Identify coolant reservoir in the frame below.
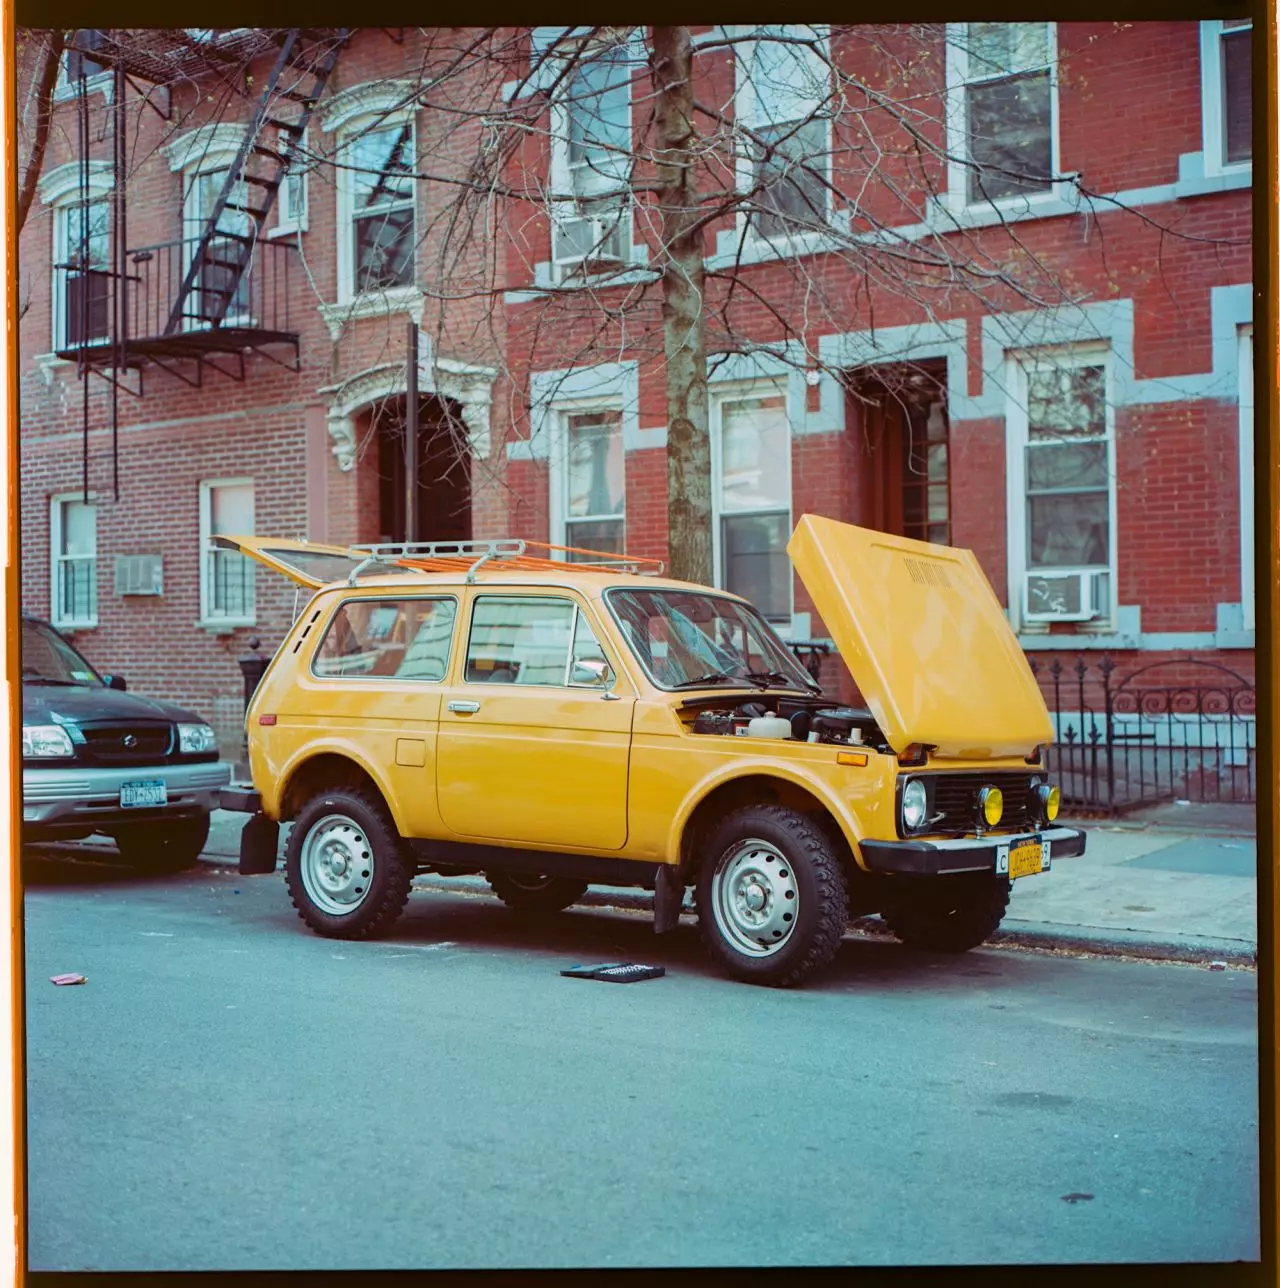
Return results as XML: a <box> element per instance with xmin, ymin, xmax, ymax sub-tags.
<box><xmin>747</xmin><ymin>715</ymin><xmax>792</xmax><ymax>740</ymax></box>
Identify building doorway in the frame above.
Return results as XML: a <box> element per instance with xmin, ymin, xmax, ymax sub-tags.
<box><xmin>848</xmin><ymin>360</ymin><xmax>952</xmax><ymax>545</ymax></box>
<box><xmin>370</xmin><ymin>394</ymin><xmax>472</xmax><ymax>544</ymax></box>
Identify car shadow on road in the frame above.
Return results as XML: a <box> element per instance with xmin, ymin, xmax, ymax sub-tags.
<box><xmin>21</xmin><ymin>845</ymin><xmax>200</xmax><ymax>889</ymax></box>
<box><xmin>385</xmin><ymin>888</ymin><xmax>1035</xmax><ymax>995</ymax></box>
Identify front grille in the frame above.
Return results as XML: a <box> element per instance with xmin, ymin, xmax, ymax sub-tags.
<box><xmin>925</xmin><ymin>771</ymin><xmax>1040</xmax><ymax>834</ymax></box>
<box><xmin>78</xmin><ymin>722</ymin><xmax>173</xmax><ymax>766</ymax></box>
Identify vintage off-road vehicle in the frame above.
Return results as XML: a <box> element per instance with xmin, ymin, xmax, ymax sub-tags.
<box><xmin>221</xmin><ymin>515</ymin><xmax>1084</xmax><ymax>987</ymax></box>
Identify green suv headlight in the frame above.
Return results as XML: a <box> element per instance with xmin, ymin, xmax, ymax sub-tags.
<box><xmin>178</xmin><ymin>723</ymin><xmax>217</xmax><ymax>754</ymax></box>
<box><xmin>22</xmin><ymin>724</ymin><xmax>74</xmax><ymax>758</ymax></box>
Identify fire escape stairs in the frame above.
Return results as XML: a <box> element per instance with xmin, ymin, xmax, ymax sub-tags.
<box><xmin>162</xmin><ymin>28</ymin><xmax>346</xmax><ymax>338</ymax></box>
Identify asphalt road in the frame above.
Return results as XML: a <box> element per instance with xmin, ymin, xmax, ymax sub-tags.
<box><xmin>21</xmin><ymin>847</ymin><xmax>1260</xmax><ymax>1272</ymax></box>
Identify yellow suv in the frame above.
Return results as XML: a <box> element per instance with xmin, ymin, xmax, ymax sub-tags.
<box><xmin>220</xmin><ymin>515</ymin><xmax>1084</xmax><ymax>987</ymax></box>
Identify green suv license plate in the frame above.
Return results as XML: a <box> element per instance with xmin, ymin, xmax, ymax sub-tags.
<box><xmin>120</xmin><ymin>780</ymin><xmax>167</xmax><ymax>809</ymax></box>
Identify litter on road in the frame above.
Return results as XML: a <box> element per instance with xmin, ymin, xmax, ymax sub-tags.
<box><xmin>50</xmin><ymin>974</ymin><xmax>86</xmax><ymax>986</ymax></box>
<box><xmin>561</xmin><ymin>963</ymin><xmax>666</xmax><ymax>983</ymax></box>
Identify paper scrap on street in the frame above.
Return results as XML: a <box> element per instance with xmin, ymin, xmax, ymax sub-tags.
<box><xmin>50</xmin><ymin>974</ymin><xmax>86</xmax><ymax>986</ymax></box>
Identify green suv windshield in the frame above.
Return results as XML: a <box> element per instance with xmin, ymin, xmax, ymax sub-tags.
<box><xmin>22</xmin><ymin>619</ymin><xmax>103</xmax><ymax>686</ymax></box>
<box><xmin>606</xmin><ymin>588</ymin><xmax>817</xmax><ymax>693</ymax></box>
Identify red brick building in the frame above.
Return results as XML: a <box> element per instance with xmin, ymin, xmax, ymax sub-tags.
<box><xmin>18</xmin><ymin>24</ymin><xmax>1254</xmax><ymax>770</ymax></box>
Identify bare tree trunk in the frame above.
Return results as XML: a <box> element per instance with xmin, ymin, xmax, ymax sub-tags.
<box><xmin>17</xmin><ymin>30</ymin><xmax>65</xmax><ymax>235</ymax></box>
<box><xmin>652</xmin><ymin>26</ymin><xmax>711</xmax><ymax>586</ymax></box>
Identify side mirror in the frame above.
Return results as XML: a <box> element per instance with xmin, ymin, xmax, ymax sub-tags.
<box><xmin>104</xmin><ymin>674</ymin><xmax>127</xmax><ymax>692</ymax></box>
<box><xmin>571</xmin><ymin>659</ymin><xmax>611</xmax><ymax>687</ymax></box>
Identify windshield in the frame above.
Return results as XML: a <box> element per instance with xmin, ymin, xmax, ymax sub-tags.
<box><xmin>22</xmin><ymin>619</ymin><xmax>103</xmax><ymax>686</ymax></box>
<box><xmin>606</xmin><ymin>588</ymin><xmax>816</xmax><ymax>692</ymax></box>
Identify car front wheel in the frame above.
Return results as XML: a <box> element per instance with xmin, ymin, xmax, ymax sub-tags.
<box><xmin>285</xmin><ymin>788</ymin><xmax>413</xmax><ymax>939</ymax></box>
<box><xmin>113</xmin><ymin>814</ymin><xmax>210</xmax><ymax>872</ymax></box>
<box><xmin>696</xmin><ymin>805</ymin><xmax>848</xmax><ymax>988</ymax></box>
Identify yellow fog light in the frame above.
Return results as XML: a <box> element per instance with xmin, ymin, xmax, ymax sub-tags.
<box><xmin>1035</xmin><ymin>783</ymin><xmax>1061</xmax><ymax>823</ymax></box>
<box><xmin>977</xmin><ymin>786</ymin><xmax>1003</xmax><ymax>828</ymax></box>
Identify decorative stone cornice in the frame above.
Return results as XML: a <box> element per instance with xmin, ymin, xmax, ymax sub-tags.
<box><xmin>37</xmin><ymin>159</ymin><xmax>114</xmax><ymax>207</ymax></box>
<box><xmin>317</xmin><ymin>286</ymin><xmax>425</xmax><ymax>341</ymax></box>
<box><xmin>320</xmin><ymin>79</ymin><xmax>419</xmax><ymax>134</ymax></box>
<box><xmin>163</xmin><ymin>123</ymin><xmax>249</xmax><ymax>174</ymax></box>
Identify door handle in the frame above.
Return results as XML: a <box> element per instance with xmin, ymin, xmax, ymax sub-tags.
<box><xmin>448</xmin><ymin>700</ymin><xmax>481</xmax><ymax>714</ymax></box>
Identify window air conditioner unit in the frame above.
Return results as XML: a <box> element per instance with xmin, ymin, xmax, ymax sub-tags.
<box><xmin>1023</xmin><ymin>570</ymin><xmax>1102</xmax><ymax>623</ymax></box>
<box><xmin>114</xmin><ymin>554</ymin><xmax>164</xmax><ymax>597</ymax></box>
<box><xmin>552</xmin><ymin>201</ymin><xmax>629</xmax><ymax>272</ymax></box>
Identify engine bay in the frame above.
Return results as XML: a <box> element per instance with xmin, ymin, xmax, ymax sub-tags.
<box><xmin>683</xmin><ymin>695</ymin><xmax>891</xmax><ymax>754</ymax></box>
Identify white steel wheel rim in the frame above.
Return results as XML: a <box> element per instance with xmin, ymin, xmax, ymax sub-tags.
<box><xmin>710</xmin><ymin>838</ymin><xmax>798</xmax><ymax>957</ymax></box>
<box><xmin>300</xmin><ymin>813</ymin><xmax>375</xmax><ymax>916</ymax></box>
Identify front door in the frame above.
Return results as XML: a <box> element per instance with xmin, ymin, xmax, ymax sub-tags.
<box><xmin>436</xmin><ymin>592</ymin><xmax>634</xmax><ymax>849</ymax></box>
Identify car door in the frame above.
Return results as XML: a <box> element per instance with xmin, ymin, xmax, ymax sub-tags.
<box><xmin>436</xmin><ymin>591</ymin><xmax>635</xmax><ymax>849</ymax></box>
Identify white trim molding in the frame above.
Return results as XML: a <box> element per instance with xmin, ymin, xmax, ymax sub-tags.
<box><xmin>1198</xmin><ymin>20</ymin><xmax>1252</xmax><ymax>181</ymax></box>
<box><xmin>319</xmin><ymin>79</ymin><xmax>418</xmax><ymax>135</ymax></box>
<box><xmin>36</xmin><ymin>159</ymin><xmax>114</xmax><ymax>207</ymax></box>
<box><xmin>164</xmin><ymin>123</ymin><xmax>248</xmax><ymax>174</ymax></box>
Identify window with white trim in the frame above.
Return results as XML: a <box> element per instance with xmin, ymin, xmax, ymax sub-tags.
<box><xmin>55</xmin><ymin>30</ymin><xmax>111</xmax><ymax>99</ymax></box>
<box><xmin>50</xmin><ymin>495</ymin><xmax>98</xmax><ymax>629</ymax></box>
<box><xmin>1201</xmin><ymin>20</ymin><xmax>1251</xmax><ymax>174</ymax></box>
<box><xmin>275</xmin><ymin>127</ymin><xmax>309</xmax><ymax>235</ymax></box>
<box><xmin>713</xmin><ymin>389</ymin><xmax>792</xmax><ymax>622</ymax></box>
<box><xmin>550</xmin><ymin>41</ymin><xmax>633</xmax><ymax>274</ymax></box>
<box><xmin>199</xmin><ymin>480</ymin><xmax>255</xmax><ymax>625</ymax></box>
<box><xmin>1239</xmin><ymin>325</ymin><xmax>1254</xmax><ymax>630</ymax></box>
<box><xmin>561</xmin><ymin>409</ymin><xmax>625</xmax><ymax>557</ymax></box>
<box><xmin>737</xmin><ymin>26</ymin><xmax>832</xmax><ymax>238</ymax></box>
<box><xmin>347</xmin><ymin>121</ymin><xmax>416</xmax><ymax>293</ymax></box>
<box><xmin>1007</xmin><ymin>350</ymin><xmax>1115</xmax><ymax>628</ymax></box>
<box><xmin>182</xmin><ymin>166</ymin><xmax>252</xmax><ymax>326</ymax></box>
<box><xmin>951</xmin><ymin>23</ymin><xmax>1056</xmax><ymax>205</ymax></box>
<box><xmin>53</xmin><ymin>197</ymin><xmax>110</xmax><ymax>351</ymax></box>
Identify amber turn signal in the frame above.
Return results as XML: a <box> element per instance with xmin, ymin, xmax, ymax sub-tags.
<box><xmin>836</xmin><ymin>751</ymin><xmax>868</xmax><ymax>766</ymax></box>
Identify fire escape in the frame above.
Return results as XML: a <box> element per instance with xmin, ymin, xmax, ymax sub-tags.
<box><xmin>56</xmin><ymin>29</ymin><xmax>347</xmax><ymax>496</ymax></box>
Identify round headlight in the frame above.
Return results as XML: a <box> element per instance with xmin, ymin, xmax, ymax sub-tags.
<box><xmin>977</xmin><ymin>785</ymin><xmax>1003</xmax><ymax>828</ymax></box>
<box><xmin>1034</xmin><ymin>783</ymin><xmax>1061</xmax><ymax>823</ymax></box>
<box><xmin>901</xmin><ymin>778</ymin><xmax>928</xmax><ymax>831</ymax></box>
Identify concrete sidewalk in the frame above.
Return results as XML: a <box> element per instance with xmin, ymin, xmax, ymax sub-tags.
<box><xmin>192</xmin><ymin>801</ymin><xmax>1259</xmax><ymax>967</ymax></box>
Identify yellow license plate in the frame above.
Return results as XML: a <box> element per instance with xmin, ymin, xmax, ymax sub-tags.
<box><xmin>1009</xmin><ymin>840</ymin><xmax>1044</xmax><ymax>880</ymax></box>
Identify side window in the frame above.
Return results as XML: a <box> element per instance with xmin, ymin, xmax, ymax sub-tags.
<box><xmin>466</xmin><ymin>597</ymin><xmax>578</xmax><ymax>686</ymax></box>
<box><xmin>313</xmin><ymin>598</ymin><xmax>457</xmax><ymax>680</ymax></box>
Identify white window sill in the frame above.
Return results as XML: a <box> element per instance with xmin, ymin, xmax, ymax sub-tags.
<box><xmin>198</xmin><ymin>618</ymin><xmax>256</xmax><ymax>634</ymax></box>
<box><xmin>710</xmin><ymin>214</ymin><xmax>850</xmax><ymax>268</ymax></box>
<box><xmin>927</xmin><ymin>180</ymin><xmax>1078</xmax><ymax>231</ymax></box>
<box><xmin>51</xmin><ymin>621</ymin><xmax>97</xmax><ymax>634</ymax></box>
<box><xmin>319</xmin><ymin>286</ymin><xmax>424</xmax><ymax>339</ymax></box>
<box><xmin>266</xmin><ymin>222</ymin><xmax>306</xmax><ymax>240</ymax></box>
<box><xmin>1175</xmin><ymin>151</ymin><xmax>1251</xmax><ymax>198</ymax></box>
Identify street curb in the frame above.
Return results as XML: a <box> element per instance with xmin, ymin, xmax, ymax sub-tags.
<box><xmin>199</xmin><ymin>852</ymin><xmax>1257</xmax><ymax>968</ymax></box>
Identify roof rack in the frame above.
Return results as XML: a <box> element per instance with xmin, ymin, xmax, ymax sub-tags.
<box><xmin>346</xmin><ymin>538</ymin><xmax>665</xmax><ymax>584</ymax></box>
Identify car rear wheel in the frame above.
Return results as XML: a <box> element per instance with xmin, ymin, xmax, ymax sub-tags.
<box><xmin>696</xmin><ymin>805</ymin><xmax>848</xmax><ymax>988</ymax></box>
<box><xmin>881</xmin><ymin>875</ymin><xmax>1011</xmax><ymax>953</ymax></box>
<box><xmin>113</xmin><ymin>814</ymin><xmax>210</xmax><ymax>872</ymax></box>
<box><xmin>485</xmin><ymin>872</ymin><xmax>588</xmax><ymax>914</ymax></box>
<box><xmin>285</xmin><ymin>788</ymin><xmax>413</xmax><ymax>939</ymax></box>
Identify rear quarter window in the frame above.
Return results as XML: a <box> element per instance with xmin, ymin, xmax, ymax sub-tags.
<box><xmin>311</xmin><ymin>597</ymin><xmax>457</xmax><ymax>681</ymax></box>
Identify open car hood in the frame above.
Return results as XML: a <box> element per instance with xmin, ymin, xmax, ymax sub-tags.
<box><xmin>787</xmin><ymin>515</ymin><xmax>1053</xmax><ymax>759</ymax></box>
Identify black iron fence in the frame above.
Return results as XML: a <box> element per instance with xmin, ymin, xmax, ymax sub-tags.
<box><xmin>1031</xmin><ymin>655</ymin><xmax>1256</xmax><ymax>814</ymax></box>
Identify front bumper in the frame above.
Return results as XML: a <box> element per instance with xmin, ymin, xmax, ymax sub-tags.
<box><xmin>22</xmin><ymin>760</ymin><xmax>231</xmax><ymax>833</ymax></box>
<box><xmin>858</xmin><ymin>826</ymin><xmax>1086</xmax><ymax>877</ymax></box>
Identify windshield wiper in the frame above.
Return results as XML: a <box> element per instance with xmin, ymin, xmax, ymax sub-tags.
<box><xmin>746</xmin><ymin>669</ymin><xmax>821</xmax><ymax>694</ymax></box>
<box><xmin>22</xmin><ymin>676</ymin><xmax>81</xmax><ymax>686</ymax></box>
<box><xmin>670</xmin><ymin>671</ymin><xmax>761</xmax><ymax>690</ymax></box>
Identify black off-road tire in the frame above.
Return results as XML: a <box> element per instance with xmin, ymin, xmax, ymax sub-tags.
<box><xmin>484</xmin><ymin>872</ymin><xmax>589</xmax><ymax>914</ymax></box>
<box><xmin>285</xmin><ymin>787</ymin><xmax>413</xmax><ymax>939</ymax></box>
<box><xmin>113</xmin><ymin>814</ymin><xmax>210</xmax><ymax>872</ymax></box>
<box><xmin>696</xmin><ymin>805</ymin><xmax>848</xmax><ymax>988</ymax></box>
<box><xmin>881</xmin><ymin>875</ymin><xmax>1011</xmax><ymax>953</ymax></box>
